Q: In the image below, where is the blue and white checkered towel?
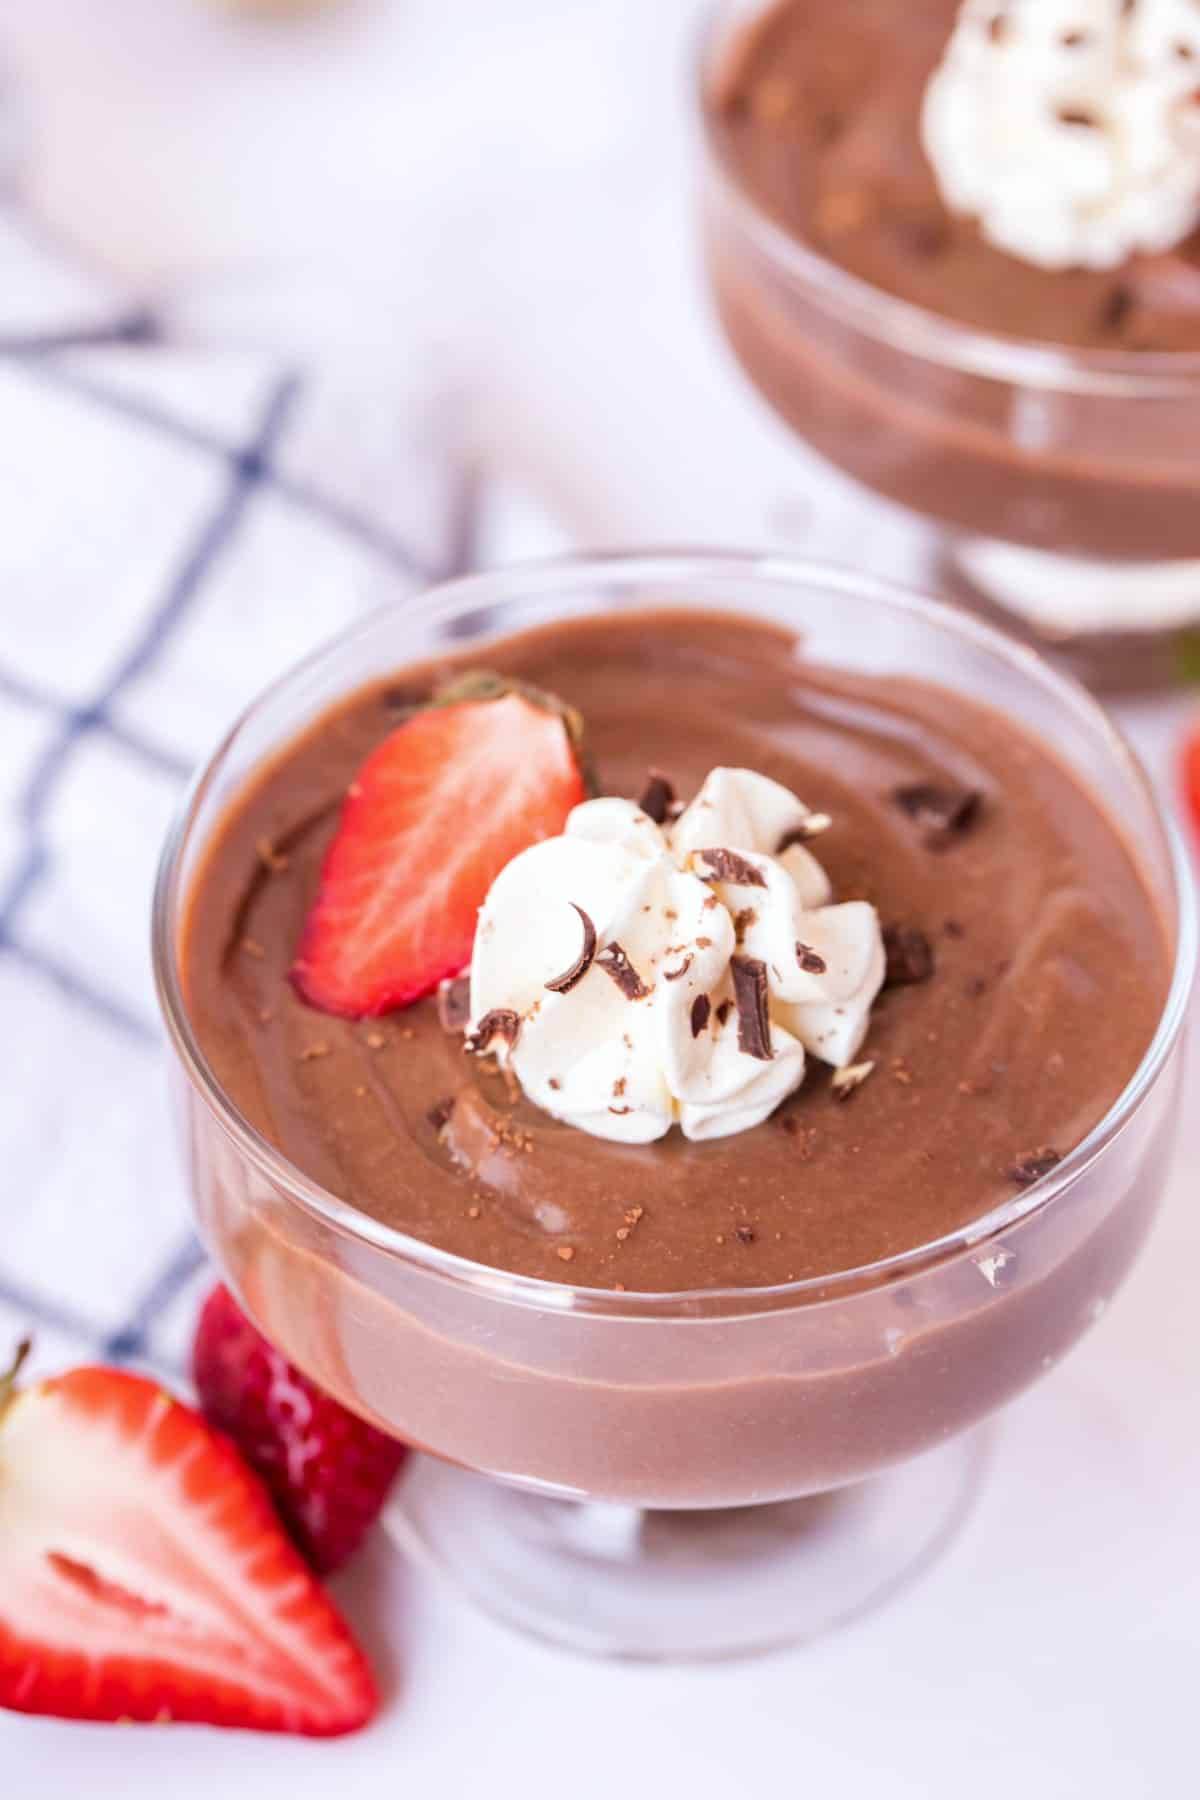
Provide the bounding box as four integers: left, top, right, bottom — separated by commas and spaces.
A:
0, 217, 471, 1385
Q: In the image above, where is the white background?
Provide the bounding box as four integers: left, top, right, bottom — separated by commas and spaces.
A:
2, 1, 1198, 1794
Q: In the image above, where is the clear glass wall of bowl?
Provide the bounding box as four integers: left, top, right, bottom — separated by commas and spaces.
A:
698, 1, 1200, 689
153, 555, 1194, 1659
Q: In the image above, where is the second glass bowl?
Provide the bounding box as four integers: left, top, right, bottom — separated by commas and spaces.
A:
697, 0, 1200, 686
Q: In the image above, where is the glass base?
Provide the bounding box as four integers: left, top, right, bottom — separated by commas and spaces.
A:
942, 537, 1200, 691
384, 1432, 989, 1663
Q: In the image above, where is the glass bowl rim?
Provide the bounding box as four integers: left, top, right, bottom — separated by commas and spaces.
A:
151, 549, 1196, 1321
694, 0, 1200, 399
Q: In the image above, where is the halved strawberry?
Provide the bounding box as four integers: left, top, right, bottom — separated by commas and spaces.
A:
193, 1284, 407, 1576
292, 685, 588, 1016
0, 1345, 376, 1735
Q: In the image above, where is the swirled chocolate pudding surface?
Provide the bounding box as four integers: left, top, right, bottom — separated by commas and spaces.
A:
713, 0, 1200, 350
182, 612, 1168, 1292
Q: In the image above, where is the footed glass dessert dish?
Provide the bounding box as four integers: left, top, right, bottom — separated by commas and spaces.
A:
153, 554, 1193, 1660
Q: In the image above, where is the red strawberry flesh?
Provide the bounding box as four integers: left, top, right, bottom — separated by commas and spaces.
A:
292, 691, 587, 1017
193, 1284, 407, 1576
0, 1363, 376, 1734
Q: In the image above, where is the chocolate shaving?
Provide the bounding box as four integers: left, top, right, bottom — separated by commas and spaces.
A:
733, 1225, 757, 1245
697, 848, 767, 888
427, 1097, 456, 1134
637, 769, 678, 825
716, 1000, 733, 1027
730, 956, 772, 1061
1007, 1148, 1062, 1187
609, 1104, 634, 1116
596, 942, 651, 1000
664, 955, 693, 982
987, 13, 1008, 42
466, 1009, 522, 1055
1101, 285, 1134, 332
902, 218, 951, 260
1057, 106, 1098, 128
776, 815, 832, 852
734, 908, 758, 943
883, 926, 935, 988
545, 903, 598, 995
891, 782, 982, 846
795, 941, 828, 975
437, 975, 472, 1034
690, 994, 711, 1037
1060, 28, 1090, 47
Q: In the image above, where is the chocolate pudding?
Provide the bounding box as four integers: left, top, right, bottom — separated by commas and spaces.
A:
164, 577, 1187, 1508
703, 0, 1200, 560
182, 611, 1168, 1295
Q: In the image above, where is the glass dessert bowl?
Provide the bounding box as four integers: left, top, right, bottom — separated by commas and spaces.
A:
152, 553, 1193, 1661
698, 0, 1200, 687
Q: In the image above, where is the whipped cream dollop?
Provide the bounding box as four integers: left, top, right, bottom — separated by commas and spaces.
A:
922, 0, 1200, 271
468, 769, 885, 1144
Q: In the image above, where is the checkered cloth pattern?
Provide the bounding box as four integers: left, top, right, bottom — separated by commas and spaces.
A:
0, 215, 466, 1385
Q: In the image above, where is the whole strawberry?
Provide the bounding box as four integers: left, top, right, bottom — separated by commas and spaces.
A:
193, 1285, 407, 1575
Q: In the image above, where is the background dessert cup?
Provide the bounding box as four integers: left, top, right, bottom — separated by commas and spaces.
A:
153, 553, 1193, 1661
698, 0, 1200, 688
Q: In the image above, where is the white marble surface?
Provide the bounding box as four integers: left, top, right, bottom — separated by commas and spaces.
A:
3, 0, 1199, 1793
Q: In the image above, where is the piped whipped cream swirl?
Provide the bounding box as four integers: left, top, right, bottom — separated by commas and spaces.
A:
922, 0, 1200, 271
468, 768, 885, 1144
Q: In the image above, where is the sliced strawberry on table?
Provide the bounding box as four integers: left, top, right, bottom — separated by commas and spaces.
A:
0, 1343, 376, 1735
292, 682, 588, 1017
193, 1284, 407, 1576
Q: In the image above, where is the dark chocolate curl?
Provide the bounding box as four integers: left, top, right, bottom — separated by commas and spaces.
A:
596, 942, 652, 1000
545, 903, 598, 995
730, 956, 772, 1061
466, 1009, 522, 1055
638, 770, 678, 825
697, 847, 767, 888
882, 926, 935, 988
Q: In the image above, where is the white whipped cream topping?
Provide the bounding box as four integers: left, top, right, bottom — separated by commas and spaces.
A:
469, 768, 885, 1144
922, 0, 1200, 271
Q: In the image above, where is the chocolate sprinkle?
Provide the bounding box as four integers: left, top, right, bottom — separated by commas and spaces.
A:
734, 1225, 757, 1246
697, 847, 767, 888
427, 1097, 456, 1134
730, 956, 772, 1061
596, 942, 652, 1000
1101, 285, 1134, 332
638, 769, 678, 825
892, 782, 982, 846
664, 955, 693, 982
466, 1009, 522, 1055
690, 994, 711, 1037
1057, 106, 1098, 128
987, 13, 1007, 42
545, 903, 598, 994
437, 975, 471, 1034
1008, 1148, 1062, 1187
883, 926, 935, 988
776, 815, 832, 852
795, 942, 828, 975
